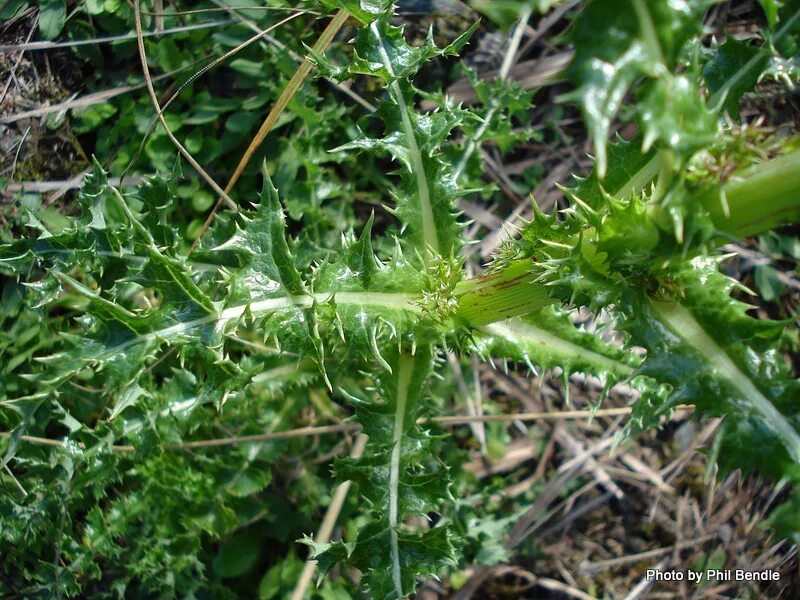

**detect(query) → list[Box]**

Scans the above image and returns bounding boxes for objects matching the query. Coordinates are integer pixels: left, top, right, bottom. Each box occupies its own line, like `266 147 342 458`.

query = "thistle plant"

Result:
2 0 800 597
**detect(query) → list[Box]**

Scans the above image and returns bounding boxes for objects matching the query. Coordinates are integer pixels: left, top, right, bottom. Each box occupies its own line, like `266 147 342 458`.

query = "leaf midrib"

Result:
389 352 413 597
652 300 800 463
64 286 422 357
370 21 439 258
482 320 635 376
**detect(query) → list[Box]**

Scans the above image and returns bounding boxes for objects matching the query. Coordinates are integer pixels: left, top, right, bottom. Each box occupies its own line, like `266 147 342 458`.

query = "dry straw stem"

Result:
0 66 196 124
122 9 309 183
581 534 717 574
292 433 368 600
5 176 144 195
133 0 237 211
190 8 351 252
210 0 375 112
0 19 232 52
0 405 694 453
0 19 35 106
139 5 321 17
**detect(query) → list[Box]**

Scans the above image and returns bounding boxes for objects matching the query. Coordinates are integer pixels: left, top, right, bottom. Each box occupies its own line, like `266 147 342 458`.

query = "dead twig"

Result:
580 535 716 575
623 559 668 600
211 0 375 113
554 426 625 501
0 66 195 124
7 124 30 183
4 175 143 195
447 351 487 454
2 464 27 497
0 405 694 453
122 9 308 183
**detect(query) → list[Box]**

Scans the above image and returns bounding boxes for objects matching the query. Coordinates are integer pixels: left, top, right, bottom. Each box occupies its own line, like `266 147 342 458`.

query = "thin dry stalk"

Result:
292 433 368 600
5 175 143 194
0 20 233 52
2 464 27 497
190 9 351 252
0 405 684 453
0 66 198 124
0 19 35 106
580 535 716 575
537 577 596 600
140 6 321 17
122 9 307 183
447 351 487 454
623 559 667 600
133 0 237 210
211 0 374 112
554 427 625 500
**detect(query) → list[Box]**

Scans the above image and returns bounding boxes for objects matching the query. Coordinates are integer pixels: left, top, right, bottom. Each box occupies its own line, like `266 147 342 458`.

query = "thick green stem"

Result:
456 150 800 328
454 260 554 326
702 150 800 238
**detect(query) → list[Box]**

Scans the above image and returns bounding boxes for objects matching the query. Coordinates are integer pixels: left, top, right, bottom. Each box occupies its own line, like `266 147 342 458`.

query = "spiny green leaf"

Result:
474 307 639 381
79 158 110 230
317 14 477 261
619 258 800 477
764 2 800 83
638 71 717 155
565 135 658 206
214 168 305 303
702 36 768 120
563 0 711 176
313 346 455 598
314 15 477 83
333 90 467 258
